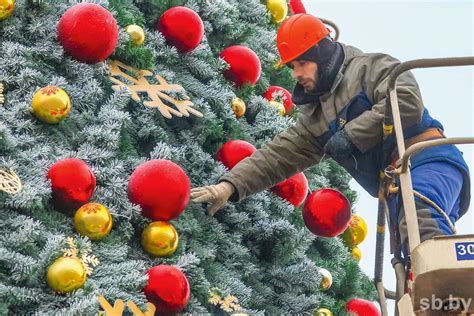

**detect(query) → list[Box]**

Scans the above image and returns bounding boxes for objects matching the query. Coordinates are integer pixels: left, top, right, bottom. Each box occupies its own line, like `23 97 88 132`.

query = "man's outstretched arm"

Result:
191 116 323 215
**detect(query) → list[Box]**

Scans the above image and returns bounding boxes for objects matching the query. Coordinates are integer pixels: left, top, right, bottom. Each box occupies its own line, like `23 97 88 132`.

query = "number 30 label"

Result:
455 242 474 260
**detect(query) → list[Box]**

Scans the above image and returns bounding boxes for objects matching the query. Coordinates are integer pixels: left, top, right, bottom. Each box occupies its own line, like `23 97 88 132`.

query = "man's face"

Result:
288 60 318 92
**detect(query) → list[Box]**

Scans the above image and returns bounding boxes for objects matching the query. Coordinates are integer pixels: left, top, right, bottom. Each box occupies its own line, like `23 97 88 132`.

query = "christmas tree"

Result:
0 0 377 314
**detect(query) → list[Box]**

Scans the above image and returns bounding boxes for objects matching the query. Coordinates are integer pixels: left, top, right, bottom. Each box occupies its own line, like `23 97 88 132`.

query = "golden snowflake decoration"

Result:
208 287 242 313
62 237 99 275
109 60 203 119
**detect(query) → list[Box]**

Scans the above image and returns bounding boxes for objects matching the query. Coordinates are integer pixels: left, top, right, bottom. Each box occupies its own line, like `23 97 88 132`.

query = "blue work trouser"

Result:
389 161 464 259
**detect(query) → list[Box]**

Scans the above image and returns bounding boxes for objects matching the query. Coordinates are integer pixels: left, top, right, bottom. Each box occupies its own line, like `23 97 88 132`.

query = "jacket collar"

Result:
323 44 362 99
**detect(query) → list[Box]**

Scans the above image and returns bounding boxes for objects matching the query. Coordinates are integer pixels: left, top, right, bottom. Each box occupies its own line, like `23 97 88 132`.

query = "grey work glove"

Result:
190 181 235 216
323 129 356 160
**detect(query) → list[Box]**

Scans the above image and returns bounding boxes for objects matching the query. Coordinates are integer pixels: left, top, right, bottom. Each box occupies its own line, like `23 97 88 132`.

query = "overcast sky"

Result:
305 1 473 314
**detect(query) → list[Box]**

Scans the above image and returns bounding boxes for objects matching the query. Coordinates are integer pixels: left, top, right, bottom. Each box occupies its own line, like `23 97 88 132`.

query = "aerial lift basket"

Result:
374 56 474 316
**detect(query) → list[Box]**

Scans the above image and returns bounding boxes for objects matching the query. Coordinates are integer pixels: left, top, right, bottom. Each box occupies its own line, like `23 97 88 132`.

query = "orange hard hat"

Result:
276 14 330 64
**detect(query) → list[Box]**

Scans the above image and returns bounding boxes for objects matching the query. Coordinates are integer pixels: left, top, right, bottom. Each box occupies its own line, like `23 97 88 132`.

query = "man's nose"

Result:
292 68 301 80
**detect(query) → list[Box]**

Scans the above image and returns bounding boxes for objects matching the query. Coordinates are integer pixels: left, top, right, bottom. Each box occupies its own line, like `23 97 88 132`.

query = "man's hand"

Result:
323 129 356 160
190 181 235 216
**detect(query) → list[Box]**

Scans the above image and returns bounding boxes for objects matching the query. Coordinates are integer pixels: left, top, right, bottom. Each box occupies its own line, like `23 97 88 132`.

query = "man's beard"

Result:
303 74 318 93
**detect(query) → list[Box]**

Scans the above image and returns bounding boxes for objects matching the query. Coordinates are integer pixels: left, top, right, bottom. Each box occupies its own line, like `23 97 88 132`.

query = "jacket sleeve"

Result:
219 116 323 202
343 54 424 153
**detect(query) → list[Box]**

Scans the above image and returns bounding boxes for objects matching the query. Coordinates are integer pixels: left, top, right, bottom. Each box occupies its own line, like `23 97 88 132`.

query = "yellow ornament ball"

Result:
141 221 179 257
0 0 15 21
273 60 284 70
315 307 333 316
268 100 285 116
231 97 246 118
341 214 368 247
47 256 86 293
266 0 287 24
125 24 145 46
74 203 113 241
31 86 71 124
351 246 362 262
319 268 333 291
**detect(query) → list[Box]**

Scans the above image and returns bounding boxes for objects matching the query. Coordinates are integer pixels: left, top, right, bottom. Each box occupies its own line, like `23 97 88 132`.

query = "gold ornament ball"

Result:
351 246 362 262
141 221 179 257
31 86 71 124
125 24 145 46
266 0 287 24
0 0 15 21
319 268 333 291
268 100 286 116
341 214 368 247
315 308 333 316
47 256 86 293
74 202 113 240
273 60 284 70
231 97 246 118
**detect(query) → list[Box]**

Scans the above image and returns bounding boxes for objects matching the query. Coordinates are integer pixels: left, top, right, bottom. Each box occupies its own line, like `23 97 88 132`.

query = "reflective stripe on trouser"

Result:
389 161 463 258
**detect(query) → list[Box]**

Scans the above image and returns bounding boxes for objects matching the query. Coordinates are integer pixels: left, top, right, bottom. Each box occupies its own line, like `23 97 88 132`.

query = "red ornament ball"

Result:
216 140 257 170
220 45 261 87
270 172 308 207
264 86 294 115
144 265 190 314
289 0 306 14
128 160 190 221
302 188 352 237
57 3 118 64
47 158 96 211
346 298 381 316
157 6 204 53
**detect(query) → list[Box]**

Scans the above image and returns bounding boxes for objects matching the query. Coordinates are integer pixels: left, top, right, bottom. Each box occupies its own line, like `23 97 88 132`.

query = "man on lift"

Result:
190 14 470 259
